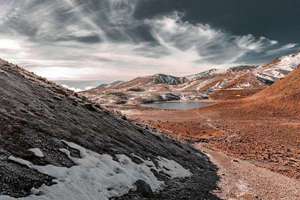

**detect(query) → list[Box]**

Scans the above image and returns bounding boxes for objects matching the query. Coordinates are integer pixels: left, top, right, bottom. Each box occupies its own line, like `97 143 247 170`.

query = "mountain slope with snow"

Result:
82 65 264 106
0 59 219 199
83 51 300 106
255 51 300 84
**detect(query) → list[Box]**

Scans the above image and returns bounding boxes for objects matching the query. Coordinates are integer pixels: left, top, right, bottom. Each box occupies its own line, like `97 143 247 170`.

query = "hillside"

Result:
248 65 300 114
0 59 219 200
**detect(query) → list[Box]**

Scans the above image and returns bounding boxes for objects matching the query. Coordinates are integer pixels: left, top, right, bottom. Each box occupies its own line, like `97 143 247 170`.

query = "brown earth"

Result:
209 88 263 100
125 67 300 181
197 145 300 200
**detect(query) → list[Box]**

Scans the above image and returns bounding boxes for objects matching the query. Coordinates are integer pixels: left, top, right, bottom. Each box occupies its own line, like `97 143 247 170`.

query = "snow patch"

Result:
3 141 191 200
157 157 192 178
29 148 44 158
8 156 32 168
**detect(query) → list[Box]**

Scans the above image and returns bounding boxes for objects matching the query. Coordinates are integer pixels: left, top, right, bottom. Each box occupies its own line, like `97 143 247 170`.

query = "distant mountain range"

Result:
82 51 300 108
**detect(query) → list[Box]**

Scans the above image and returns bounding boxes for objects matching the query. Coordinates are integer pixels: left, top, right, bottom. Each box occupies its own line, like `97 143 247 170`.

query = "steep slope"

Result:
0 59 219 199
248 65 300 114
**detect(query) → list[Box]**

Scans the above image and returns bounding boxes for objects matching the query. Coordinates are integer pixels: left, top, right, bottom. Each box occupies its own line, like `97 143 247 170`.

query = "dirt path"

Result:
194 144 300 200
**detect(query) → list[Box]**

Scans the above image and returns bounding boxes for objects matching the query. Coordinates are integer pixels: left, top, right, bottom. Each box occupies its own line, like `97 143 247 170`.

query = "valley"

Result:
1 1 300 199
1 51 300 199
81 51 300 199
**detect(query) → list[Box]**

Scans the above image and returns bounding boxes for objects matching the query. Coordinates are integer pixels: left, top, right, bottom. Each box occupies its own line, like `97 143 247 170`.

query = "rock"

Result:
161 93 181 101
83 103 97 112
134 180 153 197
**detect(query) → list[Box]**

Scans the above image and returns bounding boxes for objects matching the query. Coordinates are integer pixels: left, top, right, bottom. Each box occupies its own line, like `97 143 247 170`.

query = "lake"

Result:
142 101 210 110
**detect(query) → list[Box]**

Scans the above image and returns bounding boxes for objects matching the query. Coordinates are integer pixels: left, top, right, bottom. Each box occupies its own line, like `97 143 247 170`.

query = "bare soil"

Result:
197 144 300 200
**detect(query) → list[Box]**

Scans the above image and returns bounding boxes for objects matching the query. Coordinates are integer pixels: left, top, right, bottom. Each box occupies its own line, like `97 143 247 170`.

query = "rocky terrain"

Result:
2 49 300 200
0 59 221 199
124 59 300 177
130 71 300 179
91 51 300 199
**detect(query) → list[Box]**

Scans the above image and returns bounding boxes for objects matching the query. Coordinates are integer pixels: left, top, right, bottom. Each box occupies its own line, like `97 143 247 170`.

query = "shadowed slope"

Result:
0 59 219 199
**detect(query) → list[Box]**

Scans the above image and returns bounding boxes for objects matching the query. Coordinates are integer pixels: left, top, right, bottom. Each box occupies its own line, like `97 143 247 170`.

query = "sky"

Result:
0 0 299 90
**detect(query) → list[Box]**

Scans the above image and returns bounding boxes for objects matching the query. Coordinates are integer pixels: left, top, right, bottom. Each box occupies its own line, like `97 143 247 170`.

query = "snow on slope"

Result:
185 69 218 81
2 141 191 200
28 148 45 158
256 52 300 83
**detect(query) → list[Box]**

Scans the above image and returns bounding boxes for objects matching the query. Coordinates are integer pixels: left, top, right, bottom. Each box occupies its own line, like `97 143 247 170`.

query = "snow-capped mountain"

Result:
82 51 300 107
82 65 265 106
256 52 300 84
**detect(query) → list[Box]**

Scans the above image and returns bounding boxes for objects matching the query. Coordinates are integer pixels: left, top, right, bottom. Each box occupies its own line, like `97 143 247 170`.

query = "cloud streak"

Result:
0 0 298 84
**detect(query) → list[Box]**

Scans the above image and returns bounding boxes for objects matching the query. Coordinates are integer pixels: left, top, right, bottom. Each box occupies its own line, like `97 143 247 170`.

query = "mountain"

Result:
0 59 219 199
82 65 265 107
255 51 300 84
83 51 300 107
83 74 190 105
153 74 188 85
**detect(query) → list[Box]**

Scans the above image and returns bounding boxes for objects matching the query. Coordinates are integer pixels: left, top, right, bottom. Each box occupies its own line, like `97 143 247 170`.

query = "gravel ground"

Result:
195 144 300 200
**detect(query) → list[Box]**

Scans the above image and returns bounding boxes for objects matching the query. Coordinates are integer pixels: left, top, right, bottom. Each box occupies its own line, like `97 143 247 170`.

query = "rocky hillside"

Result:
0 59 219 199
153 74 187 85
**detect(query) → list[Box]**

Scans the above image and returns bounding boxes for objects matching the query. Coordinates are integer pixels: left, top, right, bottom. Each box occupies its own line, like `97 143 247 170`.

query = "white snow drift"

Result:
28 148 45 158
1 141 191 200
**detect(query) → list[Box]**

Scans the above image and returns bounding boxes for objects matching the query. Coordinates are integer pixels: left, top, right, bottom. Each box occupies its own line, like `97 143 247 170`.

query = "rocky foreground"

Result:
0 59 221 200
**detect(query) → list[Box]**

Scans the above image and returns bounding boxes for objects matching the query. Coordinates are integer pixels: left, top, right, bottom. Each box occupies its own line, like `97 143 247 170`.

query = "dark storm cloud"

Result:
135 0 300 44
0 0 299 85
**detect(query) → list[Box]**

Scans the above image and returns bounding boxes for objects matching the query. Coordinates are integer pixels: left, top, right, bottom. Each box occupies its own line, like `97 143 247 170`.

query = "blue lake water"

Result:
142 101 210 110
